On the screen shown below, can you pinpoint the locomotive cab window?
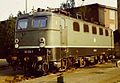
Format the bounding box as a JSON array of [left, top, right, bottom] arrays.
[[73, 22, 80, 32], [92, 26, 97, 34], [83, 24, 89, 32], [33, 17, 47, 28], [17, 18, 28, 29]]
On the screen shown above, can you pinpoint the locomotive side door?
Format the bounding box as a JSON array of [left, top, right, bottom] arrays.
[[59, 17, 68, 69], [60, 18, 67, 46]]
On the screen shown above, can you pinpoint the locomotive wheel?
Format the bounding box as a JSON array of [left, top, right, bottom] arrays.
[[42, 62, 49, 75], [35, 61, 49, 75], [80, 57, 86, 67], [35, 62, 44, 76], [59, 59, 67, 72]]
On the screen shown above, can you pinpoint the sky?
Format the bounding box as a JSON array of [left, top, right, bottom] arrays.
[[0, 0, 117, 21]]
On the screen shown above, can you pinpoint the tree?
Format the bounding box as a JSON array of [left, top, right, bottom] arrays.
[[6, 15, 16, 51], [0, 15, 16, 58], [60, 0, 75, 9]]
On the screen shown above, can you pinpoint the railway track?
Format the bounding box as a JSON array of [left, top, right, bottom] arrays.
[[0, 60, 116, 83]]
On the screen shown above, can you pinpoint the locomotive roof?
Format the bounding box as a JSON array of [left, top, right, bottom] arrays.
[[17, 8, 71, 19], [17, 11, 52, 19], [17, 10, 112, 31]]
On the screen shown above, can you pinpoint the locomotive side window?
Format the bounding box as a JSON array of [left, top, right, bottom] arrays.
[[83, 24, 89, 32], [73, 22, 80, 32], [99, 28, 103, 35], [33, 17, 47, 28], [92, 26, 97, 34], [105, 29, 109, 36], [17, 19, 28, 29]]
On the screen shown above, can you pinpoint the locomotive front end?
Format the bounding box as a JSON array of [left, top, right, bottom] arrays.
[[15, 14, 48, 49], [13, 12, 53, 74]]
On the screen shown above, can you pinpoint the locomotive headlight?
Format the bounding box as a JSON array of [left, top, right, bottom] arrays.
[[15, 38, 19, 44], [39, 37, 46, 48], [15, 38, 19, 48], [15, 44, 19, 48]]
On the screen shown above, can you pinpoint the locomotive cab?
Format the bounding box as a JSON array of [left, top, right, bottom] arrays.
[[15, 13, 50, 48], [13, 10, 67, 74], [13, 12, 56, 74]]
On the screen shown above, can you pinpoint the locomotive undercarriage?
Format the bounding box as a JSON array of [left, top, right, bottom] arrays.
[[8, 48, 50, 76], [8, 47, 114, 76]]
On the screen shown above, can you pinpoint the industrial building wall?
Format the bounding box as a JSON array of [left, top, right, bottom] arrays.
[[66, 3, 117, 31]]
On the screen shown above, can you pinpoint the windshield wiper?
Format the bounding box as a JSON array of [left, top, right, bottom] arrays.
[[18, 25, 23, 30]]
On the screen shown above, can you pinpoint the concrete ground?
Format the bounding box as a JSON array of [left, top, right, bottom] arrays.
[[20, 61, 120, 83]]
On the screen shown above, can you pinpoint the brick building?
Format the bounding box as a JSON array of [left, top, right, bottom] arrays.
[[66, 3, 117, 31]]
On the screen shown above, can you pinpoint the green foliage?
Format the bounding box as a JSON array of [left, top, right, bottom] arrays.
[[60, 0, 75, 9], [0, 15, 16, 57], [6, 15, 16, 50], [0, 21, 6, 50]]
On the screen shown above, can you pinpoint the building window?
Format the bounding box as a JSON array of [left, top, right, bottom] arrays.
[[105, 29, 109, 36], [109, 10, 115, 20], [83, 24, 89, 32], [92, 26, 97, 34], [99, 28, 103, 35], [73, 22, 80, 32]]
